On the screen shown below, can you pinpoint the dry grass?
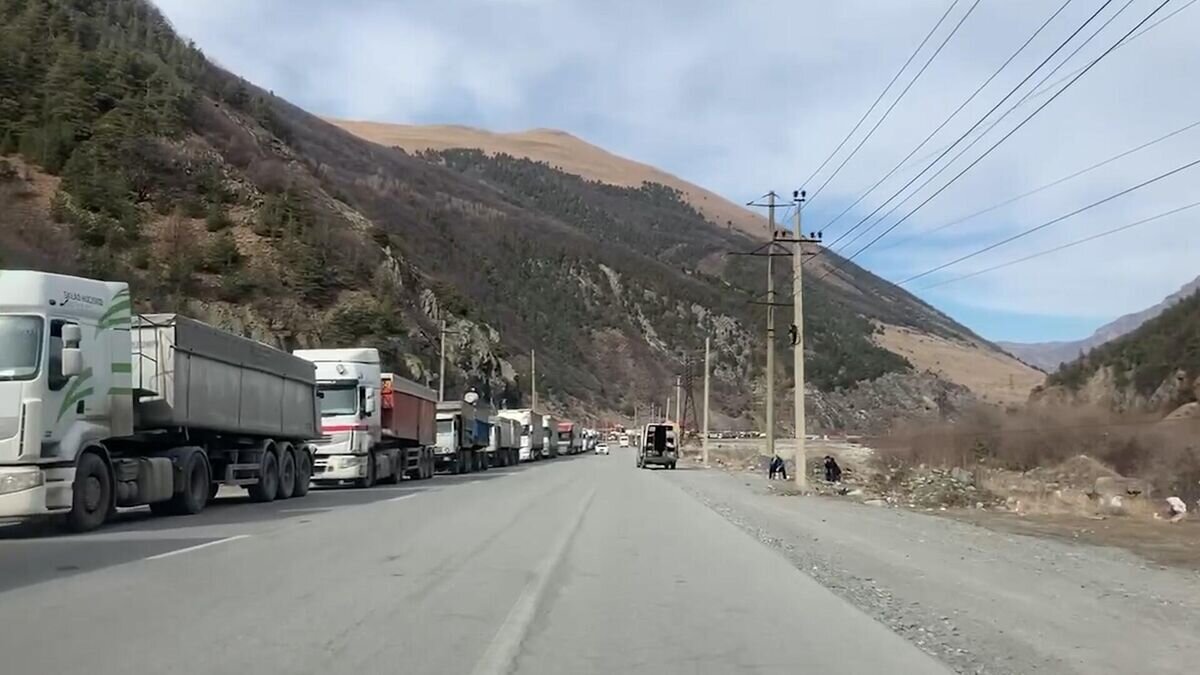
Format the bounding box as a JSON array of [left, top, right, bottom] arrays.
[[325, 118, 768, 238], [874, 324, 1045, 405], [876, 405, 1200, 505]]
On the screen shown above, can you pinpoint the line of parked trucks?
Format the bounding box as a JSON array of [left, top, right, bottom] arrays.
[[0, 271, 598, 532]]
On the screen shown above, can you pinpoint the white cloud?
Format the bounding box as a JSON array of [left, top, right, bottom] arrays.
[[153, 0, 1200, 338]]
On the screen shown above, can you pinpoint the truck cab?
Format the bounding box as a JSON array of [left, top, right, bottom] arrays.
[[293, 349, 380, 486], [637, 423, 677, 469], [435, 401, 477, 474], [0, 271, 132, 520]]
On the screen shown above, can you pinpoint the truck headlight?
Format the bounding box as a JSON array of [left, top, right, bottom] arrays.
[[0, 469, 43, 496], [333, 456, 365, 469]]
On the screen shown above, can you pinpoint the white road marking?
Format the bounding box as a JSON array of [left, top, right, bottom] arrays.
[[145, 535, 250, 561], [469, 487, 596, 675], [387, 494, 419, 503]]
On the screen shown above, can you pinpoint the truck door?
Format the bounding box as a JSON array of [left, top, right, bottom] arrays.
[[41, 319, 88, 450]]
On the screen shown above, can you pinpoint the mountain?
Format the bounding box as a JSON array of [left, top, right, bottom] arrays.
[[327, 119, 767, 238], [1034, 289, 1200, 414], [999, 275, 1200, 372], [0, 0, 1038, 429]]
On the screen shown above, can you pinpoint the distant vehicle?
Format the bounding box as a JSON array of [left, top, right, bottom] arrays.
[[637, 423, 677, 470], [595, 442, 609, 455], [619, 433, 631, 448], [496, 408, 543, 461], [436, 400, 488, 474]]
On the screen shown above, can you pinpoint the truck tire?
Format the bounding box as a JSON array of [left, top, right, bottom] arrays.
[[153, 449, 211, 516], [293, 450, 312, 497], [66, 451, 112, 532], [277, 446, 296, 500], [248, 447, 279, 502], [356, 451, 377, 488]]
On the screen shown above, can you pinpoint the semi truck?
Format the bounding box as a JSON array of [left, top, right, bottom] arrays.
[[496, 408, 542, 461], [541, 415, 559, 458], [557, 421, 582, 455], [293, 349, 436, 487], [488, 415, 520, 467], [435, 399, 483, 474], [0, 271, 318, 531]]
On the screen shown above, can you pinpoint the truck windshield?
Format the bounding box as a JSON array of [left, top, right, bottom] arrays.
[[0, 316, 43, 382], [436, 420, 453, 435], [318, 384, 358, 416]]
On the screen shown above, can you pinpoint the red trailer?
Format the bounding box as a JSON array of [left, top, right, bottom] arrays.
[[381, 373, 437, 480]]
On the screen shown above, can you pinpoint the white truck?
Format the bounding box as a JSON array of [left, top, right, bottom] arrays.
[[293, 349, 436, 487], [0, 271, 318, 531], [541, 415, 559, 458], [487, 415, 520, 467], [435, 400, 483, 474], [496, 408, 543, 461]]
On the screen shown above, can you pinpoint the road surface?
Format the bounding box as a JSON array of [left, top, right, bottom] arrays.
[[0, 449, 948, 674]]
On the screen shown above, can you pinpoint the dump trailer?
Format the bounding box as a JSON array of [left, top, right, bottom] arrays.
[[0, 272, 318, 532], [471, 411, 492, 473], [488, 416, 520, 467], [293, 349, 436, 487], [541, 415, 559, 458], [435, 400, 479, 474], [557, 421, 580, 456], [496, 409, 542, 461], [381, 373, 437, 480]]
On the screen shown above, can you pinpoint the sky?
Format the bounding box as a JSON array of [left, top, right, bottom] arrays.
[[152, 0, 1200, 343]]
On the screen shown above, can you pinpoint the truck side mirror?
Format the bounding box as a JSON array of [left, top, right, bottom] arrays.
[[363, 389, 377, 416], [62, 324, 82, 346], [62, 348, 83, 377]]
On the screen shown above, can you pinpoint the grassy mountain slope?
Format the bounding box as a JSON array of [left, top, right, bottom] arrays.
[[0, 0, 1036, 429], [327, 119, 767, 238]]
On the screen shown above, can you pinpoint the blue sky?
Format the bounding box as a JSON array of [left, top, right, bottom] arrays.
[[154, 0, 1200, 343]]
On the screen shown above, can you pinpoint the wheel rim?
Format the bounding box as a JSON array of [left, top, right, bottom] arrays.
[[282, 455, 295, 487], [82, 475, 102, 512]]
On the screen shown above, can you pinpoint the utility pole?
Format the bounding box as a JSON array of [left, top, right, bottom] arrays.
[[765, 191, 777, 461], [788, 190, 822, 488], [666, 396, 671, 423], [531, 349, 537, 411], [675, 375, 682, 431], [439, 320, 447, 402], [702, 336, 711, 467]]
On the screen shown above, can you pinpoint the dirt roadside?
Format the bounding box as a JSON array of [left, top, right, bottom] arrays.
[[661, 465, 1200, 675]]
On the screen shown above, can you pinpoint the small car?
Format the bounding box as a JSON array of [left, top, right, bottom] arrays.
[[595, 442, 610, 455]]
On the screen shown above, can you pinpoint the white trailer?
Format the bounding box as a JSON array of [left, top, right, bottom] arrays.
[[0, 272, 317, 531], [293, 349, 436, 487], [496, 408, 542, 461]]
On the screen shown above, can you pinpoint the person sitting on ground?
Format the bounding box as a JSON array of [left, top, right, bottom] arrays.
[[824, 455, 842, 483], [769, 455, 788, 480]]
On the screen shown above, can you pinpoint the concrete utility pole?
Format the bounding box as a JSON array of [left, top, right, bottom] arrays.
[[666, 396, 671, 423], [675, 375, 682, 431], [765, 191, 777, 461], [702, 336, 711, 467], [439, 320, 447, 402], [531, 349, 537, 411], [788, 189, 822, 489]]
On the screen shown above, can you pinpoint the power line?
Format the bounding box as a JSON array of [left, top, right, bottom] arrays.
[[821, 0, 1076, 239], [806, 0, 982, 204], [879, 116, 1200, 251], [898, 154, 1200, 285], [831, 0, 1137, 258], [815, 0, 1119, 263], [916, 199, 1200, 290], [827, 0, 1175, 279], [799, 0, 961, 193]]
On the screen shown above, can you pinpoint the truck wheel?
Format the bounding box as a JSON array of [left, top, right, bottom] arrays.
[[277, 446, 296, 500], [168, 450, 211, 515], [293, 450, 312, 497], [384, 454, 401, 485], [248, 448, 279, 502], [356, 452, 377, 488], [66, 452, 112, 532]]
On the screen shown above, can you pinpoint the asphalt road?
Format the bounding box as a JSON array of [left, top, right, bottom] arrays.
[[0, 449, 948, 674]]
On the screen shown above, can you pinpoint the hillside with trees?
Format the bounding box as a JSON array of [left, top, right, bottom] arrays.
[[0, 0, 1029, 429]]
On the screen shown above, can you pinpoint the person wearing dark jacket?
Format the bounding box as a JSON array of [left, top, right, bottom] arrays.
[[769, 455, 788, 480], [824, 455, 842, 483]]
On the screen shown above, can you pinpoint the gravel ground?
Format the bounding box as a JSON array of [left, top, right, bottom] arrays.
[[662, 466, 1200, 675]]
